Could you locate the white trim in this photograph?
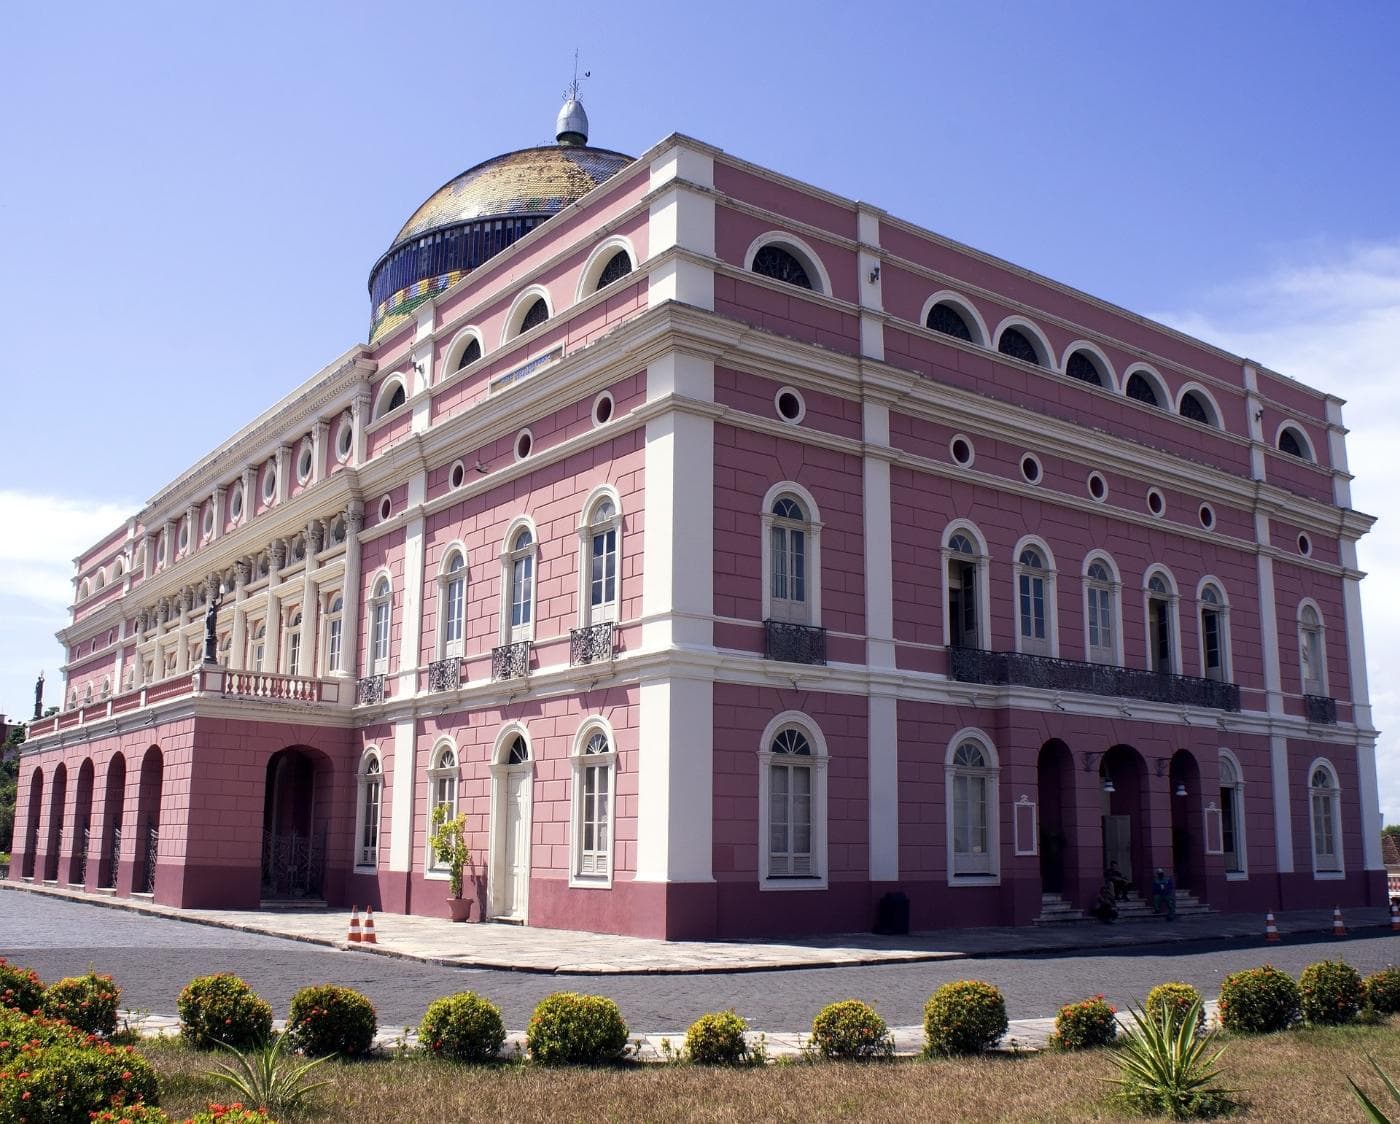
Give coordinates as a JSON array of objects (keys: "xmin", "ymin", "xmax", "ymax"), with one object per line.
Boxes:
[
  {"xmin": 501, "ymin": 286, "xmax": 553, "ymax": 345},
  {"xmin": 1217, "ymin": 748, "xmax": 1248, "ymax": 877},
  {"xmin": 1123, "ymin": 363, "xmax": 1170, "ymax": 409},
  {"xmin": 367, "ymin": 569, "xmax": 392, "ymax": 673},
  {"xmin": 774, "ymin": 385, "xmax": 806, "ymax": 425},
  {"xmin": 372, "ymin": 377, "xmax": 408, "ymax": 421},
  {"xmin": 441, "ymin": 326, "xmax": 485, "ymax": 380},
  {"xmin": 499, "ymin": 515, "xmax": 539, "ymax": 644},
  {"xmin": 945, "ymin": 727, "xmax": 1001, "ymax": 885},
  {"xmin": 569, "ymin": 716, "xmax": 618, "ymax": 888},
  {"xmin": 760, "ymin": 481, "xmax": 823, "ymax": 626},
  {"xmin": 757, "ymin": 711, "xmax": 829, "ymax": 890},
  {"xmin": 1082, "ymin": 551, "xmax": 1123, "ymax": 666},
  {"xmin": 353, "ymin": 747, "xmax": 383, "ymax": 871},
  {"xmin": 424, "ymin": 736, "xmax": 459, "ymax": 876},
  {"xmin": 1297, "ymin": 598, "xmax": 1329, "ymax": 697},
  {"xmin": 1059, "ymin": 340, "xmax": 1118, "ymax": 392},
  {"xmin": 1086, "ymin": 470, "xmax": 1108, "ymax": 503},
  {"xmin": 513, "ymin": 428, "xmax": 534, "ymax": 462},
  {"xmin": 1143, "ymin": 564, "xmax": 1182, "ymax": 674},
  {"xmin": 334, "ymin": 411, "xmax": 354, "ymax": 463},
  {"xmin": 941, "ymin": 520, "xmax": 991, "ymax": 651},
  {"xmin": 1275, "ymin": 421, "xmax": 1317, "ymax": 462},
  {"xmin": 1146, "ymin": 486, "xmax": 1166, "ymax": 518},
  {"xmin": 436, "ymin": 543, "xmax": 469, "ymax": 659},
  {"xmin": 949, "ymin": 433, "xmax": 975, "ymax": 467},
  {"xmin": 742, "ymin": 230, "xmax": 833, "ymax": 296},
  {"xmin": 577, "ymin": 485, "xmax": 623, "ymax": 627},
  {"xmin": 920, "ymin": 290, "xmax": 989, "ymax": 347},
  {"xmin": 992, "ymin": 315, "xmax": 1053, "ymax": 368},
  {"xmin": 1019, "ymin": 452, "xmax": 1043, "ymax": 485},
  {"xmin": 488, "ymin": 722, "xmax": 533, "ymax": 921},
  {"xmin": 1176, "ymin": 381, "xmax": 1223, "ymax": 429},
  {"xmin": 1195, "ymin": 577, "xmax": 1232, "ymax": 682},
  {"xmin": 1011, "ymin": 535, "xmax": 1058, "ymax": 657},
  {"xmin": 575, "ymin": 236, "xmax": 637, "ymax": 303},
  {"xmin": 1307, "ymin": 756, "xmax": 1345, "ymax": 877},
  {"xmin": 592, "ymin": 390, "xmax": 616, "ymax": 428}
]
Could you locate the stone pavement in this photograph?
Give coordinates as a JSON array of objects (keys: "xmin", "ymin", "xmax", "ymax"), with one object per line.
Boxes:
[{"xmin": 5, "ymin": 880, "xmax": 1392, "ymax": 974}]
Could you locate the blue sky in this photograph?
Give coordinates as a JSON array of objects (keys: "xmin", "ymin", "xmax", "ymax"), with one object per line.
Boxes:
[{"xmin": 3, "ymin": 2, "xmax": 1400, "ymax": 816}]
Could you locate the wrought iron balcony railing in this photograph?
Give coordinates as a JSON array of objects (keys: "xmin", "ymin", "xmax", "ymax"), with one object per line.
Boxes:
[
  {"xmin": 570, "ymin": 622, "xmax": 615, "ymax": 666},
  {"xmin": 427, "ymin": 657, "xmax": 462, "ymax": 692},
  {"xmin": 948, "ymin": 647, "xmax": 1241, "ymax": 712},
  {"xmin": 1304, "ymin": 693, "xmax": 1338, "ymax": 725},
  {"xmin": 492, "ymin": 640, "xmax": 531, "ymax": 681},
  {"xmin": 763, "ymin": 620, "xmax": 827, "ymax": 666},
  {"xmin": 356, "ymin": 674, "xmax": 385, "ymax": 706}
]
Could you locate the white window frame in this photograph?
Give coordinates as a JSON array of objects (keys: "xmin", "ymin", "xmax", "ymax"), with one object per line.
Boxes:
[
  {"xmin": 323, "ymin": 591, "xmax": 344, "ymax": 674},
  {"xmin": 578, "ymin": 487, "xmax": 623, "ymax": 627},
  {"xmin": 569, "ymin": 719, "xmax": 618, "ymax": 887},
  {"xmin": 373, "ymin": 377, "xmax": 408, "ymax": 421},
  {"xmin": 248, "ymin": 619, "xmax": 267, "ymax": 673},
  {"xmin": 500, "ymin": 517, "xmax": 538, "ymax": 643},
  {"xmin": 1058, "ymin": 340, "xmax": 1119, "ymax": 392},
  {"xmin": 425, "ymin": 741, "xmax": 459, "ymax": 876},
  {"xmin": 438, "ymin": 546, "xmax": 468, "ymax": 658},
  {"xmin": 919, "ymin": 290, "xmax": 990, "ymax": 347},
  {"xmin": 946, "ymin": 728, "xmax": 1001, "ymax": 885},
  {"xmin": 284, "ymin": 609, "xmax": 303, "ymax": 676},
  {"xmin": 1298, "ymin": 600, "xmax": 1328, "ymax": 696},
  {"xmin": 575, "ymin": 236, "xmax": 637, "ymax": 302},
  {"xmin": 501, "ymin": 285, "xmax": 554, "ymax": 344},
  {"xmin": 369, "ymin": 574, "xmax": 392, "ymax": 673},
  {"xmin": 355, "ymin": 749, "xmax": 383, "ymax": 870},
  {"xmin": 1218, "ymin": 749, "xmax": 1248, "ymax": 879},
  {"xmin": 942, "ymin": 523, "xmax": 990, "ymax": 651},
  {"xmin": 757, "ymin": 712, "xmax": 829, "ymax": 890},
  {"xmin": 1143, "ymin": 566, "xmax": 1181, "ymax": 674},
  {"xmin": 1083, "ymin": 553, "xmax": 1123, "ymax": 666},
  {"xmin": 487, "ymin": 723, "xmax": 534, "ymax": 921},
  {"xmin": 1196, "ymin": 578, "xmax": 1231, "ymax": 682},
  {"xmin": 742, "ymin": 232, "xmax": 833, "ymax": 296},
  {"xmin": 442, "ymin": 326, "xmax": 485, "ymax": 379},
  {"xmin": 992, "ymin": 316, "xmax": 1054, "ymax": 368},
  {"xmin": 760, "ymin": 482, "xmax": 822, "ymax": 626},
  {"xmin": 1308, "ymin": 758, "xmax": 1345, "ymax": 877},
  {"xmin": 1012, "ymin": 536, "xmax": 1057, "ymax": 657}
]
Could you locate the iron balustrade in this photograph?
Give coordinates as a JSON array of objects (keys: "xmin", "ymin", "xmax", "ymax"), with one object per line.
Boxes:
[
  {"xmin": 427, "ymin": 657, "xmax": 462, "ymax": 692},
  {"xmin": 102, "ymin": 826, "xmax": 121, "ymax": 888},
  {"xmin": 260, "ymin": 825, "xmax": 327, "ymax": 900},
  {"xmin": 1304, "ymin": 694, "xmax": 1338, "ymax": 725},
  {"xmin": 141, "ymin": 825, "xmax": 158, "ymax": 894},
  {"xmin": 492, "ymin": 641, "xmax": 531, "ymax": 681},
  {"xmin": 570, "ymin": 622, "xmax": 615, "ymax": 666},
  {"xmin": 356, "ymin": 674, "xmax": 385, "ymax": 706},
  {"xmin": 948, "ymin": 647, "xmax": 1241, "ymax": 712},
  {"xmin": 763, "ymin": 620, "xmax": 828, "ymax": 666},
  {"xmin": 76, "ymin": 827, "xmax": 89, "ymax": 886}
]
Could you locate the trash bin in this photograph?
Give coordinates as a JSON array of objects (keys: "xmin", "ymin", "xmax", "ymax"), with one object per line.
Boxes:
[{"xmin": 874, "ymin": 891, "xmax": 910, "ymax": 936}]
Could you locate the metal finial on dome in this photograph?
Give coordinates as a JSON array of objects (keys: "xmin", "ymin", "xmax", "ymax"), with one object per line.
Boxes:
[{"xmin": 557, "ymin": 50, "xmax": 590, "ymax": 146}]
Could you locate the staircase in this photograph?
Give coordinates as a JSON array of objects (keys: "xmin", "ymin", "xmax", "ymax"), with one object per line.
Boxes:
[
  {"xmin": 1035, "ymin": 893, "xmax": 1085, "ymax": 923},
  {"xmin": 1035, "ymin": 889, "xmax": 1213, "ymax": 925}
]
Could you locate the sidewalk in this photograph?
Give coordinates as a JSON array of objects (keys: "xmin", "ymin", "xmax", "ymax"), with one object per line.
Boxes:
[{"xmin": 5, "ymin": 880, "xmax": 1393, "ymax": 974}]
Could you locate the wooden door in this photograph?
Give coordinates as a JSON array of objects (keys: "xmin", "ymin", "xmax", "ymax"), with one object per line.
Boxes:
[{"xmin": 500, "ymin": 769, "xmax": 531, "ymax": 919}]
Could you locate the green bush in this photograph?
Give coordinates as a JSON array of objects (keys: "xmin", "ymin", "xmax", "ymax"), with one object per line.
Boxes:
[
  {"xmin": 0, "ymin": 1015, "xmax": 160, "ymax": 1122},
  {"xmin": 685, "ymin": 1010, "xmax": 749, "ymax": 1065},
  {"xmin": 0, "ymin": 956, "xmax": 46, "ymax": 1014},
  {"xmin": 177, "ymin": 974, "xmax": 273, "ymax": 1050},
  {"xmin": 1365, "ymin": 967, "xmax": 1400, "ymax": 1015},
  {"xmin": 42, "ymin": 969, "xmax": 122, "ymax": 1036},
  {"xmin": 419, "ymin": 991, "xmax": 506, "ymax": 1063},
  {"xmin": 1298, "ymin": 959, "xmax": 1365, "ymax": 1026},
  {"xmin": 1217, "ymin": 964, "xmax": 1300, "ymax": 1034},
  {"xmin": 287, "ymin": 983, "xmax": 378, "ymax": 1058},
  {"xmin": 1146, "ymin": 982, "xmax": 1206, "ymax": 1032},
  {"xmin": 188, "ymin": 1108, "xmax": 280, "ymax": 1124},
  {"xmin": 526, "ymin": 993, "xmax": 629, "ymax": 1065},
  {"xmin": 810, "ymin": 999, "xmax": 893, "ymax": 1061},
  {"xmin": 923, "ymin": 980, "xmax": 1008, "ymax": 1056},
  {"xmin": 88, "ymin": 1107, "xmax": 170, "ymax": 1123},
  {"xmin": 1051, "ymin": 995, "xmax": 1118, "ymax": 1050}
]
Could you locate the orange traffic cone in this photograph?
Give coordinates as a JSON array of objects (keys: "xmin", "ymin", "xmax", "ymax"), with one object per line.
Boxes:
[
  {"xmin": 1264, "ymin": 911, "xmax": 1281, "ymax": 942},
  {"xmin": 1332, "ymin": 906, "xmax": 1347, "ymax": 937},
  {"xmin": 362, "ymin": 907, "xmax": 377, "ymax": 945},
  {"xmin": 1390, "ymin": 901, "xmax": 1400, "ymax": 932},
  {"xmin": 347, "ymin": 905, "xmax": 362, "ymax": 943}
]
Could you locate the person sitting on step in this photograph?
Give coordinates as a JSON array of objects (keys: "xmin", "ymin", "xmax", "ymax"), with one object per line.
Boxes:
[
  {"xmin": 1092, "ymin": 880, "xmax": 1119, "ymax": 924},
  {"xmin": 1151, "ymin": 867, "xmax": 1177, "ymax": 920},
  {"xmin": 1105, "ymin": 860, "xmax": 1131, "ymax": 901}
]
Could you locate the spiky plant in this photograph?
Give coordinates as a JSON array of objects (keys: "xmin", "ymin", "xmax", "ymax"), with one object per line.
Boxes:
[
  {"xmin": 1107, "ymin": 999, "xmax": 1234, "ymax": 1120},
  {"xmin": 208, "ymin": 1030, "xmax": 331, "ymax": 1114},
  {"xmin": 1349, "ymin": 1056, "xmax": 1400, "ymax": 1123}
]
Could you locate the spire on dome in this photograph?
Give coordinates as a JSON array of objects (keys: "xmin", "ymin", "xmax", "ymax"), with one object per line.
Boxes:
[{"xmin": 556, "ymin": 50, "xmax": 590, "ymax": 146}]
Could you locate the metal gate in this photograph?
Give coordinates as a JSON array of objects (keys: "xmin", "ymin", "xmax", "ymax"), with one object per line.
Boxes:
[{"xmin": 260, "ymin": 824, "xmax": 327, "ymax": 900}]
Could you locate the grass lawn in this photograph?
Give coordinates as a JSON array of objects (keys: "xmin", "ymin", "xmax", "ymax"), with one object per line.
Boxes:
[{"xmin": 143, "ymin": 1023, "xmax": 1400, "ymax": 1123}]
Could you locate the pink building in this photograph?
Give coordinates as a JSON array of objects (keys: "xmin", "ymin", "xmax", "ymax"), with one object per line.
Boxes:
[{"xmin": 11, "ymin": 100, "xmax": 1385, "ymax": 938}]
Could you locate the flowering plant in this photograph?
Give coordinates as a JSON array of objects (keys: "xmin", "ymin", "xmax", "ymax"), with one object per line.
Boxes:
[{"xmin": 430, "ymin": 805, "xmax": 471, "ymax": 899}]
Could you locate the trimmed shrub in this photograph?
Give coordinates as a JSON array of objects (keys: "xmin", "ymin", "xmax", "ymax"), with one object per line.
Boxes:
[
  {"xmin": 287, "ymin": 983, "xmax": 378, "ymax": 1058},
  {"xmin": 177, "ymin": 974, "xmax": 273, "ymax": 1050},
  {"xmin": 810, "ymin": 1000, "xmax": 894, "ymax": 1061},
  {"xmin": 186, "ymin": 1105, "xmax": 280, "ymax": 1123},
  {"xmin": 0, "ymin": 1014, "xmax": 160, "ymax": 1122},
  {"xmin": 1364, "ymin": 966, "xmax": 1400, "ymax": 1015},
  {"xmin": 1299, "ymin": 959, "xmax": 1365, "ymax": 1026},
  {"xmin": 1051, "ymin": 995, "xmax": 1118, "ymax": 1050},
  {"xmin": 685, "ymin": 1010, "xmax": 749, "ymax": 1065},
  {"xmin": 89, "ymin": 1107, "xmax": 171, "ymax": 1123},
  {"xmin": 42, "ymin": 969, "xmax": 122, "ymax": 1036},
  {"xmin": 1217, "ymin": 964, "xmax": 1300, "ymax": 1033},
  {"xmin": 526, "ymin": 993, "xmax": 629, "ymax": 1065},
  {"xmin": 0, "ymin": 956, "xmax": 46, "ymax": 1014},
  {"xmin": 419, "ymin": 991, "xmax": 506, "ymax": 1063},
  {"xmin": 1146, "ymin": 981, "xmax": 1206, "ymax": 1032},
  {"xmin": 923, "ymin": 980, "xmax": 1009, "ymax": 1056}
]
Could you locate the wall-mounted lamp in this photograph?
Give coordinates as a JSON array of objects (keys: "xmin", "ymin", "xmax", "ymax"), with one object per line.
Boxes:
[
  {"xmin": 868, "ymin": 263, "xmax": 881, "ymax": 283},
  {"xmin": 1102, "ymin": 776, "xmax": 1116, "ymax": 794},
  {"xmin": 1174, "ymin": 782, "xmax": 1188, "ymax": 798}
]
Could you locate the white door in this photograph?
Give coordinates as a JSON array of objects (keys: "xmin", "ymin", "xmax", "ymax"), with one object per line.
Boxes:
[{"xmin": 499, "ymin": 769, "xmax": 531, "ymax": 920}]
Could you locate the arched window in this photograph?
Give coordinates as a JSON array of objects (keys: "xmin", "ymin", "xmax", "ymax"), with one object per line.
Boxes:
[
  {"xmin": 1065, "ymin": 349, "xmax": 1105, "ymax": 387},
  {"xmin": 370, "ymin": 577, "xmax": 392, "ymax": 672},
  {"xmin": 581, "ymin": 494, "xmax": 621, "ymax": 625},
  {"xmin": 440, "ymin": 550, "xmax": 467, "ymax": 658},
  {"xmin": 759, "ymin": 720, "xmax": 828, "ymax": 882},
  {"xmin": 1179, "ymin": 391, "xmax": 1211, "ymax": 425},
  {"xmin": 1299, "ymin": 604, "xmax": 1326, "ymax": 695},
  {"xmin": 324, "ymin": 594, "xmax": 344, "ymax": 674},
  {"xmin": 1146, "ymin": 571, "xmax": 1177, "ymax": 673},
  {"xmin": 286, "ymin": 611, "xmax": 303, "ymax": 676},
  {"xmin": 945, "ymin": 530, "xmax": 985, "ymax": 650},
  {"xmin": 1309, "ymin": 762, "xmax": 1342, "ymax": 874},
  {"xmin": 356, "ymin": 751, "xmax": 383, "ymax": 868},
  {"xmin": 1199, "ymin": 583, "xmax": 1229, "ymax": 682},
  {"xmin": 506, "ymin": 734, "xmax": 529, "ymax": 765},
  {"xmin": 764, "ymin": 492, "xmax": 816, "ymax": 625},
  {"xmin": 1219, "ymin": 753, "xmax": 1246, "ymax": 875},
  {"xmin": 1014, "ymin": 545, "xmax": 1053, "ymax": 656},
  {"xmin": 752, "ymin": 244, "xmax": 813, "ymax": 290},
  {"xmin": 997, "ymin": 327, "xmax": 1041, "ymax": 366},
  {"xmin": 1126, "ymin": 372, "xmax": 1161, "ymax": 407},
  {"xmin": 927, "ymin": 302, "xmax": 973, "ymax": 341},
  {"xmin": 948, "ymin": 737, "xmax": 999, "ymax": 878},
  {"xmin": 250, "ymin": 622, "xmax": 267, "ymax": 672},
  {"xmin": 426, "ymin": 743, "xmax": 458, "ymax": 873},
  {"xmin": 573, "ymin": 726, "xmax": 616, "ymax": 882},
  {"xmin": 596, "ymin": 250, "xmax": 633, "ymax": 290},
  {"xmin": 520, "ymin": 298, "xmax": 549, "ymax": 332},
  {"xmin": 1085, "ymin": 558, "xmax": 1119, "ymax": 665},
  {"xmin": 456, "ymin": 337, "xmax": 482, "ymax": 371},
  {"xmin": 1278, "ymin": 425, "xmax": 1313, "ymax": 461},
  {"xmin": 502, "ymin": 524, "xmax": 537, "ymax": 643},
  {"xmin": 374, "ymin": 379, "xmax": 407, "ymax": 420}
]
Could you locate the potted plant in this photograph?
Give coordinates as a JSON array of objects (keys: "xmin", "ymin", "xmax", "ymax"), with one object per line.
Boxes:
[{"xmin": 430, "ymin": 804, "xmax": 472, "ymax": 921}]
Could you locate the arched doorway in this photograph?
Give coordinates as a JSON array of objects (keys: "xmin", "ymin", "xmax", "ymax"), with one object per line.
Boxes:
[
  {"xmin": 490, "ymin": 728, "xmax": 533, "ymax": 921},
  {"xmin": 1037, "ymin": 740, "xmax": 1075, "ymax": 894},
  {"xmin": 1100, "ymin": 745, "xmax": 1148, "ymax": 892},
  {"xmin": 45, "ymin": 764, "xmax": 68, "ymax": 881},
  {"xmin": 1169, "ymin": 750, "xmax": 1203, "ymax": 893},
  {"xmin": 135, "ymin": 747, "xmax": 163, "ymax": 895},
  {"xmin": 22, "ymin": 769, "xmax": 43, "ymax": 879},
  {"xmin": 100, "ymin": 754, "xmax": 127, "ymax": 889},
  {"xmin": 261, "ymin": 747, "xmax": 332, "ymax": 900},
  {"xmin": 70, "ymin": 760, "xmax": 95, "ymax": 886}
]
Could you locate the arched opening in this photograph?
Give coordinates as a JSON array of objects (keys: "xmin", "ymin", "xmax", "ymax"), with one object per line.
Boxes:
[
  {"xmin": 22, "ymin": 769, "xmax": 43, "ymax": 879},
  {"xmin": 261, "ymin": 746, "xmax": 332, "ymax": 901},
  {"xmin": 70, "ymin": 759, "xmax": 95, "ymax": 886},
  {"xmin": 1169, "ymin": 750, "xmax": 1203, "ymax": 894},
  {"xmin": 490, "ymin": 730, "xmax": 533, "ymax": 921},
  {"xmin": 135, "ymin": 747, "xmax": 163, "ymax": 895},
  {"xmin": 100, "ymin": 754, "xmax": 126, "ymax": 889},
  {"xmin": 44, "ymin": 763, "xmax": 68, "ymax": 881},
  {"xmin": 1100, "ymin": 745, "xmax": 1148, "ymax": 894},
  {"xmin": 1037, "ymin": 740, "xmax": 1076, "ymax": 896}
]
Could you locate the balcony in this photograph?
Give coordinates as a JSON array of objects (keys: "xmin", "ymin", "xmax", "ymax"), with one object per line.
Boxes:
[
  {"xmin": 570, "ymin": 622, "xmax": 615, "ymax": 666},
  {"xmin": 492, "ymin": 640, "xmax": 531, "ymax": 681},
  {"xmin": 427, "ymin": 657, "xmax": 462, "ymax": 692},
  {"xmin": 948, "ymin": 647, "xmax": 1241, "ymax": 712},
  {"xmin": 1304, "ymin": 693, "xmax": 1338, "ymax": 725},
  {"xmin": 356, "ymin": 674, "xmax": 385, "ymax": 706},
  {"xmin": 221, "ymin": 670, "xmax": 338, "ymax": 703},
  {"xmin": 763, "ymin": 620, "xmax": 827, "ymax": 666}
]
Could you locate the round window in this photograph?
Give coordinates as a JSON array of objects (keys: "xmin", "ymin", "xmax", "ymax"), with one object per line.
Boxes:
[
  {"xmin": 593, "ymin": 392, "xmax": 614, "ymax": 426},
  {"xmin": 378, "ymin": 495, "xmax": 392, "ymax": 522},
  {"xmin": 950, "ymin": 435, "xmax": 974, "ymax": 467},
  {"xmin": 1087, "ymin": 471, "xmax": 1107, "ymax": 502},
  {"xmin": 336, "ymin": 415, "xmax": 353, "ymax": 461},
  {"xmin": 1199, "ymin": 504, "xmax": 1215, "ymax": 530},
  {"xmin": 1298, "ymin": 533, "xmax": 1312, "ymax": 557},
  {"xmin": 178, "ymin": 522, "xmax": 189, "ymax": 551},
  {"xmin": 515, "ymin": 430, "xmax": 533, "ymax": 461},
  {"xmin": 775, "ymin": 387, "xmax": 805, "ymax": 423},
  {"xmin": 450, "ymin": 461, "xmax": 466, "ymax": 489},
  {"xmin": 261, "ymin": 460, "xmax": 277, "ymax": 503},
  {"xmin": 297, "ymin": 439, "xmax": 314, "ymax": 484},
  {"xmin": 1147, "ymin": 488, "xmax": 1165, "ymax": 517},
  {"xmin": 201, "ymin": 505, "xmax": 214, "ymax": 538},
  {"xmin": 230, "ymin": 483, "xmax": 245, "ymax": 521},
  {"xmin": 1021, "ymin": 454, "xmax": 1042, "ymax": 484}
]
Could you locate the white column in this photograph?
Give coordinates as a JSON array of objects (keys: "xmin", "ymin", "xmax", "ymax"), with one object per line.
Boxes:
[
  {"xmin": 648, "ymin": 144, "xmax": 715, "ymax": 311},
  {"xmin": 1357, "ymin": 738, "xmax": 1383, "ymax": 869},
  {"xmin": 1270, "ymin": 734, "xmax": 1294, "ymax": 874},
  {"xmin": 863, "ymin": 397, "xmax": 898, "ymax": 881},
  {"xmin": 351, "ymin": 387, "xmax": 371, "ymax": 467},
  {"xmin": 636, "ymin": 676, "xmax": 714, "ymax": 883},
  {"xmin": 388, "ymin": 717, "xmax": 417, "ymax": 874},
  {"xmin": 398, "ymin": 470, "xmax": 427, "ymax": 697},
  {"xmin": 857, "ymin": 205, "xmax": 885, "ymax": 361},
  {"xmin": 341, "ymin": 505, "xmax": 364, "ymax": 679},
  {"xmin": 310, "ymin": 422, "xmax": 328, "ymax": 486},
  {"xmin": 1339, "ymin": 538, "xmax": 1373, "ymax": 730},
  {"xmin": 210, "ymin": 487, "xmax": 224, "ymax": 545},
  {"xmin": 230, "ymin": 562, "xmax": 248, "ymax": 671},
  {"xmin": 1325, "ymin": 397, "xmax": 1352, "ymax": 507},
  {"xmin": 300, "ymin": 522, "xmax": 320, "ymax": 677}
]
